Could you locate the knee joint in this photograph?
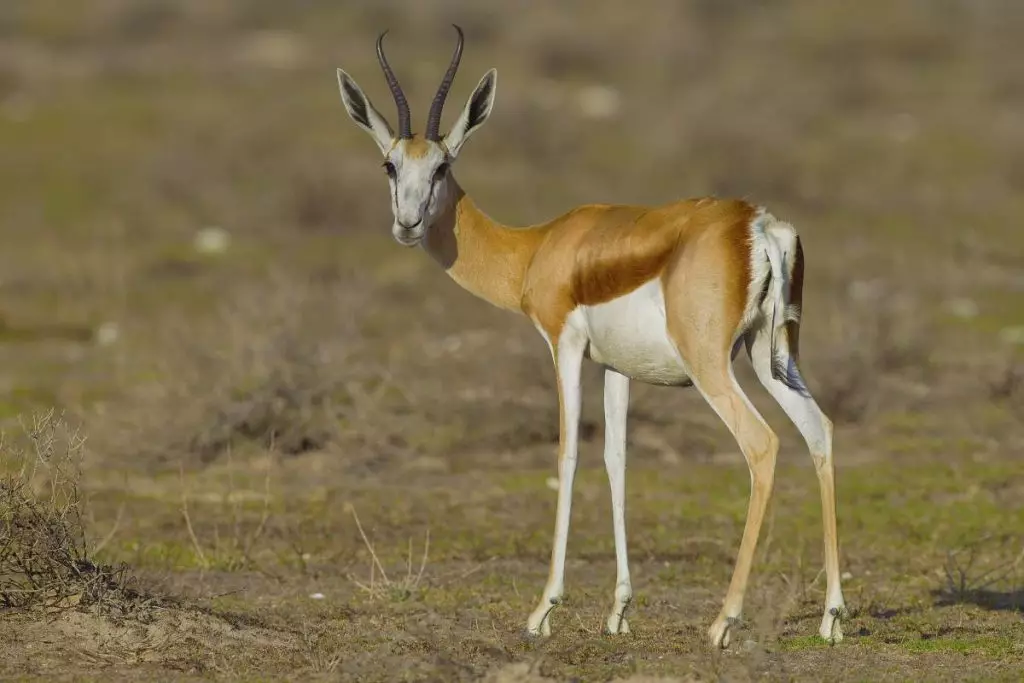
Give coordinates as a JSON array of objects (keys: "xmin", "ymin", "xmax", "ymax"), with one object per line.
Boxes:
[
  {"xmin": 811, "ymin": 450, "xmax": 832, "ymax": 472},
  {"xmin": 753, "ymin": 428, "xmax": 779, "ymax": 463}
]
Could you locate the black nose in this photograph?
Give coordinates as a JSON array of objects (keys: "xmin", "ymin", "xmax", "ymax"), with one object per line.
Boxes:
[{"xmin": 397, "ymin": 218, "xmax": 422, "ymax": 230}]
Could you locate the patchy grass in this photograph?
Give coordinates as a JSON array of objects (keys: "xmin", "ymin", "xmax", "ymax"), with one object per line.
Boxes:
[{"xmin": 1, "ymin": 0, "xmax": 1023, "ymax": 680}]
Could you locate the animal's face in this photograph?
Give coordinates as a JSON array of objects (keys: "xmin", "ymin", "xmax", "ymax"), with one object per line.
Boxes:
[
  {"xmin": 336, "ymin": 25, "xmax": 497, "ymax": 247},
  {"xmin": 379, "ymin": 137, "xmax": 452, "ymax": 246}
]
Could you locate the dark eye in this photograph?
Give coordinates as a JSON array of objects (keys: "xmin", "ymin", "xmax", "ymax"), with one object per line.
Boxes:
[
  {"xmin": 433, "ymin": 163, "xmax": 449, "ymax": 180},
  {"xmin": 382, "ymin": 161, "xmax": 397, "ymax": 178}
]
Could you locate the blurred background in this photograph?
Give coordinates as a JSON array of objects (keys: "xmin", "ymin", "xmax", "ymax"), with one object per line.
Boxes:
[
  {"xmin": 0, "ymin": 0, "xmax": 1019, "ymax": 468},
  {"xmin": 0, "ymin": 1, "xmax": 1022, "ymax": 679}
]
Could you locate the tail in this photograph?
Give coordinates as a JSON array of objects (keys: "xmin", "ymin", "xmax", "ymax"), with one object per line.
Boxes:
[{"xmin": 761, "ymin": 220, "xmax": 809, "ymax": 396}]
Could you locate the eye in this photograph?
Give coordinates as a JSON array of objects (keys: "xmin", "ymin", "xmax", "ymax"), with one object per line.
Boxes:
[
  {"xmin": 433, "ymin": 163, "xmax": 449, "ymax": 181},
  {"xmin": 382, "ymin": 161, "xmax": 397, "ymax": 179}
]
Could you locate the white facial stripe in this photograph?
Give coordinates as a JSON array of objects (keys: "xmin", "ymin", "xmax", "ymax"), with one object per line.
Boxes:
[{"xmin": 389, "ymin": 141, "xmax": 448, "ymax": 230}]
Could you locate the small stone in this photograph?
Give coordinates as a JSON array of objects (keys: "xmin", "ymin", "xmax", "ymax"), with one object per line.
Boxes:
[
  {"xmin": 309, "ymin": 592, "xmax": 325, "ymax": 600},
  {"xmin": 999, "ymin": 326, "xmax": 1024, "ymax": 345},
  {"xmin": 945, "ymin": 297, "xmax": 979, "ymax": 319},
  {"xmin": 194, "ymin": 226, "xmax": 230, "ymax": 255},
  {"xmin": 546, "ymin": 476, "xmax": 559, "ymax": 491},
  {"xmin": 94, "ymin": 322, "xmax": 120, "ymax": 346},
  {"xmin": 577, "ymin": 85, "xmax": 621, "ymax": 120},
  {"xmin": 841, "ymin": 571, "xmax": 853, "ymax": 581}
]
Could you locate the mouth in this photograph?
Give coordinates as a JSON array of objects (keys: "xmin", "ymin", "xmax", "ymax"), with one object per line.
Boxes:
[
  {"xmin": 393, "ymin": 228, "xmax": 424, "ymax": 247},
  {"xmin": 394, "ymin": 235, "xmax": 421, "ymax": 247}
]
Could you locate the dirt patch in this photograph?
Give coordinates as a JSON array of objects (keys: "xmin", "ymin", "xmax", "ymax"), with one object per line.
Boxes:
[{"xmin": 0, "ymin": 603, "xmax": 298, "ymax": 677}]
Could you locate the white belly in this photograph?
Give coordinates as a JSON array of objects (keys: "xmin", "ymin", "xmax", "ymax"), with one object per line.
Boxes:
[{"xmin": 581, "ymin": 279, "xmax": 691, "ymax": 386}]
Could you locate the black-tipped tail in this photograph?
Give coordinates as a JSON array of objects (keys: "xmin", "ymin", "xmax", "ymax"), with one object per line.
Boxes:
[
  {"xmin": 764, "ymin": 242, "xmax": 811, "ymax": 398},
  {"xmin": 771, "ymin": 350, "xmax": 810, "ymax": 397}
]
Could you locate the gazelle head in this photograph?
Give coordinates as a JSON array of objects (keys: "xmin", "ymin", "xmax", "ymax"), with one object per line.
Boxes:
[{"xmin": 337, "ymin": 25, "xmax": 497, "ymax": 247}]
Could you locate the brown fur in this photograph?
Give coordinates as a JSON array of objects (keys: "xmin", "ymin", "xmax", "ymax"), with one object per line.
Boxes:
[
  {"xmin": 422, "ymin": 184, "xmax": 760, "ymax": 355},
  {"xmin": 662, "ymin": 206, "xmax": 757, "ymax": 364},
  {"xmin": 402, "ymin": 136, "xmax": 432, "ymax": 158},
  {"xmin": 424, "ymin": 183, "xmax": 547, "ymax": 312},
  {"xmin": 513, "ymin": 198, "xmax": 758, "ymax": 341}
]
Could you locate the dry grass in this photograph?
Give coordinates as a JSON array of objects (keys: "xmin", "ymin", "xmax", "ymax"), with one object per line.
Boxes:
[
  {"xmin": 346, "ymin": 503, "xmax": 431, "ymax": 603},
  {"xmin": 0, "ymin": 410, "xmax": 142, "ymax": 615},
  {"xmin": 936, "ymin": 534, "xmax": 1024, "ymax": 611}
]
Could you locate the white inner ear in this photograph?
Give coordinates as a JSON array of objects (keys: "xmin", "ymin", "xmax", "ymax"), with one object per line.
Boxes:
[
  {"xmin": 444, "ymin": 69, "xmax": 497, "ymax": 158},
  {"xmin": 337, "ymin": 69, "xmax": 394, "ymax": 154}
]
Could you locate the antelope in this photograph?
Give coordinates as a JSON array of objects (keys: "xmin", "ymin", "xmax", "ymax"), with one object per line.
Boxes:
[{"xmin": 335, "ymin": 25, "xmax": 846, "ymax": 648}]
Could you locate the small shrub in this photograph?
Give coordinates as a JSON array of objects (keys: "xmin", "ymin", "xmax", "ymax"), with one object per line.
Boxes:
[{"xmin": 0, "ymin": 410, "xmax": 143, "ymax": 615}]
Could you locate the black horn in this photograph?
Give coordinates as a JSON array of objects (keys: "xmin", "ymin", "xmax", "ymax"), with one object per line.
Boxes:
[
  {"xmin": 376, "ymin": 30, "xmax": 412, "ymax": 139},
  {"xmin": 425, "ymin": 24, "xmax": 464, "ymax": 141}
]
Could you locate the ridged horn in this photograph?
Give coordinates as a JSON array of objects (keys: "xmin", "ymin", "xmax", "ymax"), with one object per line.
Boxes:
[
  {"xmin": 425, "ymin": 24, "xmax": 464, "ymax": 141},
  {"xmin": 376, "ymin": 30, "xmax": 412, "ymax": 139}
]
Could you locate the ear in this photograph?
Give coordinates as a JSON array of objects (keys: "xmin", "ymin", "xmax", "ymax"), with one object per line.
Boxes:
[
  {"xmin": 336, "ymin": 69, "xmax": 394, "ymax": 155},
  {"xmin": 443, "ymin": 69, "xmax": 497, "ymax": 158}
]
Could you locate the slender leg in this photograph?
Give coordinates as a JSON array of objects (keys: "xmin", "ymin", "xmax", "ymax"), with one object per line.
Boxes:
[
  {"xmin": 748, "ymin": 331, "xmax": 846, "ymax": 642},
  {"xmin": 691, "ymin": 365, "xmax": 779, "ymax": 649},
  {"xmin": 602, "ymin": 369, "xmax": 632, "ymax": 634},
  {"xmin": 526, "ymin": 324, "xmax": 587, "ymax": 636}
]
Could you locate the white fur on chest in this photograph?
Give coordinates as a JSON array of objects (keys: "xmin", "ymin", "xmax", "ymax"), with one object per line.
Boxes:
[{"xmin": 579, "ymin": 279, "xmax": 691, "ymax": 386}]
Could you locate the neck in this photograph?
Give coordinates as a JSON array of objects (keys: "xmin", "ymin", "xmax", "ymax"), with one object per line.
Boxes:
[{"xmin": 422, "ymin": 176, "xmax": 544, "ymax": 313}]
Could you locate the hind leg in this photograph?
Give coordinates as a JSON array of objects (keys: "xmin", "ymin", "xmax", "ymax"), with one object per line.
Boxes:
[
  {"xmin": 662, "ymin": 225, "xmax": 782, "ymax": 648},
  {"xmin": 748, "ymin": 329, "xmax": 846, "ymax": 642},
  {"xmin": 686, "ymin": 358, "xmax": 780, "ymax": 649}
]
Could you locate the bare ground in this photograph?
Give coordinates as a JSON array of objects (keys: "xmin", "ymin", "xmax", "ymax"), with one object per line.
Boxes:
[{"xmin": 1, "ymin": 1, "xmax": 1023, "ymax": 681}]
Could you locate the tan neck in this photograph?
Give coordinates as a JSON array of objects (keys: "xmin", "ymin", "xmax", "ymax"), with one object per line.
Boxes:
[{"xmin": 422, "ymin": 177, "xmax": 545, "ymax": 313}]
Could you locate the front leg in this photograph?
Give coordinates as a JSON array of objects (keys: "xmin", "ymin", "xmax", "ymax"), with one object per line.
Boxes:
[
  {"xmin": 526, "ymin": 322, "xmax": 587, "ymax": 637},
  {"xmin": 602, "ymin": 369, "xmax": 632, "ymax": 634}
]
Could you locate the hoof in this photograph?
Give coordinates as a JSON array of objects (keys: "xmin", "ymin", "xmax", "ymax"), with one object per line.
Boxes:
[
  {"xmin": 526, "ymin": 608, "xmax": 554, "ymax": 638},
  {"xmin": 708, "ymin": 616, "xmax": 739, "ymax": 649},
  {"xmin": 604, "ymin": 614, "xmax": 630, "ymax": 635},
  {"xmin": 819, "ymin": 605, "xmax": 846, "ymax": 644}
]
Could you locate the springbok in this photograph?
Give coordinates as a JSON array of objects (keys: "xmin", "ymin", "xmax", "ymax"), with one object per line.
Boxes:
[{"xmin": 335, "ymin": 25, "xmax": 846, "ymax": 648}]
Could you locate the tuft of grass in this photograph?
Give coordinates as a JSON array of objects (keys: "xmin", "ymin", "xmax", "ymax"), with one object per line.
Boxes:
[
  {"xmin": 346, "ymin": 503, "xmax": 430, "ymax": 603},
  {"xmin": 177, "ymin": 451, "xmax": 275, "ymax": 577}
]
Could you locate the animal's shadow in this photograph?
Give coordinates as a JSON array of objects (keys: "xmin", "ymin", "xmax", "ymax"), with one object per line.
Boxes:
[{"xmin": 932, "ymin": 587, "xmax": 1024, "ymax": 613}]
